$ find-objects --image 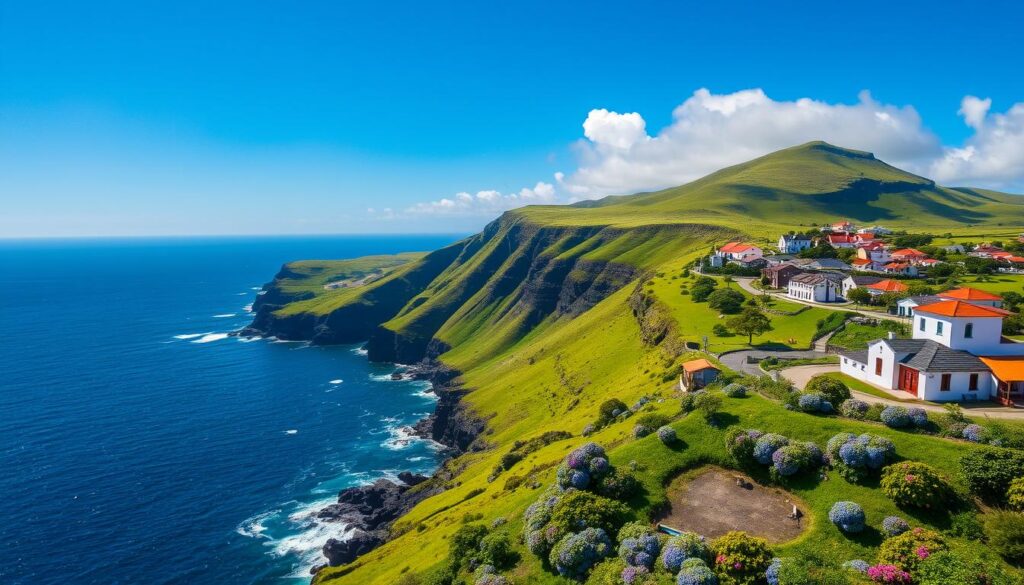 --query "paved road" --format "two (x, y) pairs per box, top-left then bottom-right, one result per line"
(718, 348), (827, 377)
(781, 364), (1024, 419)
